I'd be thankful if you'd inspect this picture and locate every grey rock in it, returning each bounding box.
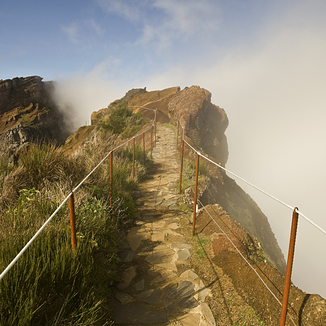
[137,289,162,305]
[117,266,137,290]
[168,281,195,300]
[114,303,168,324]
[178,296,198,310]
[177,249,191,261]
[134,279,145,291]
[171,243,192,250]
[119,250,137,262]
[180,270,199,281]
[201,302,216,326]
[199,279,211,302]
[115,292,134,305]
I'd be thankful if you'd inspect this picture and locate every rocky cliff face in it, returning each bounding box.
[119,85,229,166]
[201,175,286,273]
[0,76,70,163]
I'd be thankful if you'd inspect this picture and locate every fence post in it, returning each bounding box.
[69,192,77,252]
[179,138,184,194]
[110,151,113,207]
[151,126,153,159]
[143,132,146,165]
[279,207,299,326]
[155,109,157,147]
[177,120,180,147]
[192,153,200,236]
[132,137,135,181]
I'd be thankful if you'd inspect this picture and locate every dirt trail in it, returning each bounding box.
[113,124,216,326]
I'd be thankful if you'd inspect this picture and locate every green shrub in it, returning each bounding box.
[18,142,64,188]
[178,158,208,193]
[100,105,146,138]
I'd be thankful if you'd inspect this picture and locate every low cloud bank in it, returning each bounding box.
[52,73,126,131]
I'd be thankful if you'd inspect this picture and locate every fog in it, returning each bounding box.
[52,71,126,131]
[142,6,326,297]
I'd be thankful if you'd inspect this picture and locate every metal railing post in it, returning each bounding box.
[132,137,135,181]
[279,207,299,326]
[143,132,146,164]
[151,127,153,159]
[192,153,200,236]
[179,138,184,194]
[110,151,113,207]
[155,109,157,147]
[69,192,77,252]
[177,120,180,147]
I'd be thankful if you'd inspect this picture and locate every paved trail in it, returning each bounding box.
[113,125,216,326]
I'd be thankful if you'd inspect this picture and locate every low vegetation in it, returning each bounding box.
[100,104,147,139]
[0,109,152,325]
[178,157,208,193]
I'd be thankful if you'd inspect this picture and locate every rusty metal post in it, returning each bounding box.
[69,192,77,252]
[143,132,146,165]
[177,120,180,147]
[279,207,299,326]
[110,151,113,207]
[132,137,135,181]
[179,138,184,194]
[155,109,157,147]
[151,126,153,159]
[192,153,200,236]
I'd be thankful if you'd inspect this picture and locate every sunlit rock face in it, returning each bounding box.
[169,85,229,167]
[120,85,229,166]
[0,76,70,162]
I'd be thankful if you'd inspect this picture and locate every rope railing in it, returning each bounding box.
[176,115,322,326]
[177,119,326,236]
[196,197,298,326]
[0,108,157,281]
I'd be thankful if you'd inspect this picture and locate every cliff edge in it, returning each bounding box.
[0,76,70,163]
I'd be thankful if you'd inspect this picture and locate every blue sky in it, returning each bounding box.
[1,0,286,81]
[2,0,326,297]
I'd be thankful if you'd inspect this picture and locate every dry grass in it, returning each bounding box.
[0,124,153,325]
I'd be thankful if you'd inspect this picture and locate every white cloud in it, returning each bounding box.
[97,0,142,22]
[61,19,105,45]
[98,0,221,50]
[88,19,105,36]
[139,0,220,49]
[62,22,80,44]
[53,64,125,130]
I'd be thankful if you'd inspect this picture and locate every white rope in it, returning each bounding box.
[73,124,153,193]
[197,199,298,326]
[0,121,155,281]
[181,127,326,236]
[198,200,282,303]
[0,194,71,281]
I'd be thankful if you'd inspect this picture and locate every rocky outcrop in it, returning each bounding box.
[168,86,228,166]
[0,76,70,162]
[118,85,228,166]
[201,175,286,274]
[0,76,49,115]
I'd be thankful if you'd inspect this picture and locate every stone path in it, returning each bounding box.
[113,125,216,326]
